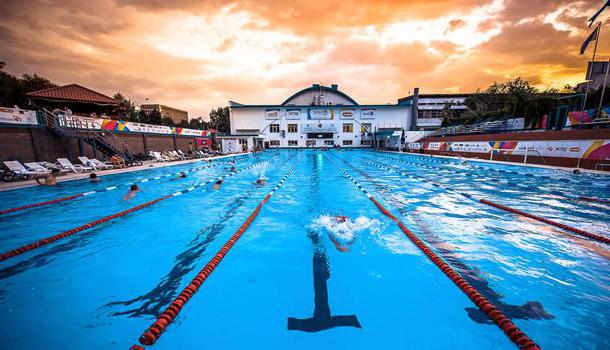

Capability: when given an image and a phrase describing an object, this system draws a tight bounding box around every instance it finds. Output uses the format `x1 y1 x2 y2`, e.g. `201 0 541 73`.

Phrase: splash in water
310 214 381 242
250 161 269 180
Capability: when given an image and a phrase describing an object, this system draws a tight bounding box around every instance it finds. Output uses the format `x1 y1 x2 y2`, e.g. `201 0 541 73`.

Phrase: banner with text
0 107 38 125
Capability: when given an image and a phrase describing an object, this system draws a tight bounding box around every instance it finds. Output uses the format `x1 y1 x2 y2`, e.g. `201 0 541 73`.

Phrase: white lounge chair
150 151 169 162
57 158 92 173
78 156 96 169
24 162 53 174
169 151 186 160
4 161 49 179
89 158 114 170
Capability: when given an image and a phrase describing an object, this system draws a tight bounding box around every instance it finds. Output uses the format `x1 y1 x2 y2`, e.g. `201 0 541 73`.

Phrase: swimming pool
0 149 608 349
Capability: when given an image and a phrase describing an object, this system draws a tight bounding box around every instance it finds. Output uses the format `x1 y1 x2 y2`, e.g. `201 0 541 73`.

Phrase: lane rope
0 161 231 216
130 161 299 349
360 157 610 246
375 153 606 205
332 157 540 350
0 162 261 262
578 196 610 205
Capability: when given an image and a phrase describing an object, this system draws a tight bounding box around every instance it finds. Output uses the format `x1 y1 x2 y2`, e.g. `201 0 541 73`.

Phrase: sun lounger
24 162 54 174
4 160 49 179
57 158 92 173
89 158 114 170
150 152 170 162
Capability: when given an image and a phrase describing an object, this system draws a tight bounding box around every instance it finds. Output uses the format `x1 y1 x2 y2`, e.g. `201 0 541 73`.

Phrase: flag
589 0 610 27
580 24 601 55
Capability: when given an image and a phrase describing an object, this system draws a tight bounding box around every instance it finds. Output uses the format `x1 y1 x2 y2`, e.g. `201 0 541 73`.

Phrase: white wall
230 106 412 148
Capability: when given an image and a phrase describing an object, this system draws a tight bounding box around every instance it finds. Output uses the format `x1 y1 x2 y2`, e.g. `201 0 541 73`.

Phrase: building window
269 140 280 146
288 140 298 146
287 124 298 133
342 140 353 146
238 139 247 145
269 124 280 133
342 123 353 133
361 123 372 135
324 140 334 146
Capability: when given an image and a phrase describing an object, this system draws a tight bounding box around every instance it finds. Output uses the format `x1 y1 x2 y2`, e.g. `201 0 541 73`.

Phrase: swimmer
122 184 141 201
90 173 100 183
35 168 60 186
230 166 237 173
573 169 581 175
255 178 266 186
212 179 223 190
178 172 187 178
327 215 356 252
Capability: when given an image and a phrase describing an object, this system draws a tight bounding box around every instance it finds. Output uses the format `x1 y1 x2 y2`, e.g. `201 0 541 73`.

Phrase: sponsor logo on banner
63 115 211 136
265 109 281 120
286 109 301 120
361 108 375 119
307 108 333 120
340 108 355 119
0 107 38 125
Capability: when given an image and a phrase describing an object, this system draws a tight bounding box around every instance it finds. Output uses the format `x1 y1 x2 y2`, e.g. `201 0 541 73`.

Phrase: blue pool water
0 149 608 349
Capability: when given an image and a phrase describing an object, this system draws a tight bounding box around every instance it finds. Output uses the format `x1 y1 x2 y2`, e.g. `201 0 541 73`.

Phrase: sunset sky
1 0 608 118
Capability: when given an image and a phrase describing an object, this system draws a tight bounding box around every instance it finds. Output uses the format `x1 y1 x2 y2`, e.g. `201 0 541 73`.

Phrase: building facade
577 61 609 93
140 104 188 124
227 84 413 149
398 91 468 131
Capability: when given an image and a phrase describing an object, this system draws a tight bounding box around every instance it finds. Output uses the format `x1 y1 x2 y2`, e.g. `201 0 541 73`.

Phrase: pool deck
0 153 247 192
381 150 610 176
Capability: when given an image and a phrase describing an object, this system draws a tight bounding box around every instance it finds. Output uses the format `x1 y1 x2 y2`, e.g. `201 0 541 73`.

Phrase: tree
208 106 230 133
162 117 175 127
113 93 137 121
189 117 207 130
0 70 56 108
148 109 162 126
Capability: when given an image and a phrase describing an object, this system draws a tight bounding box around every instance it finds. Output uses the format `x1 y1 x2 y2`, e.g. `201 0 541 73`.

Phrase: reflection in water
287 231 362 332
347 155 553 324
105 190 252 317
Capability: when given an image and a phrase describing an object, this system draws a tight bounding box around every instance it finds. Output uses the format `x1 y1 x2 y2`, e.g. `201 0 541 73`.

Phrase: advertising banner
286 109 301 120
360 108 375 119
340 108 355 119
61 115 212 136
307 108 333 120
419 139 610 160
265 109 281 120
0 107 38 125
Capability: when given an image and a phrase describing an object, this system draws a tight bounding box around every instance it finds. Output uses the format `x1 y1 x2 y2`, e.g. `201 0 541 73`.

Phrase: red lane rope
368 196 540 349
131 162 298 349
578 196 610 205
0 193 85 215
0 195 172 262
479 199 610 245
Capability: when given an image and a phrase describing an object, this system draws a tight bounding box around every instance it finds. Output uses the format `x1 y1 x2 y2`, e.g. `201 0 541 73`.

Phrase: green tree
208 106 230 133
0 69 56 108
148 109 162 125
162 117 175 127
113 93 137 121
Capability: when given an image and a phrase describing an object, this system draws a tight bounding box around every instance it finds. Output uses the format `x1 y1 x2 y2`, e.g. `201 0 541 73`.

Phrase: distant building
398 90 469 130
577 61 609 92
228 84 413 149
140 104 188 124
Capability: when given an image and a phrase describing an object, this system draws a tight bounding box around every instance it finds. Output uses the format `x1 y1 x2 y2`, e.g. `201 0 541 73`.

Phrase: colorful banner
566 107 610 127
0 107 38 125
265 109 281 120
419 140 610 160
307 108 333 120
360 108 375 119
286 109 301 120
340 108 355 119
60 115 212 136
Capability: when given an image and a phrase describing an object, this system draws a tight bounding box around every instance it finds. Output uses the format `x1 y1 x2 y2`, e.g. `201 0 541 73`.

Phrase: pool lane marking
390 151 594 186
360 157 610 246
0 158 247 216
131 161 300 349
331 161 540 350
0 162 262 262
374 153 608 205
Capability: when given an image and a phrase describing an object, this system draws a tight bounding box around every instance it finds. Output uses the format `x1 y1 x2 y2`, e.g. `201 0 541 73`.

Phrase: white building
225 84 413 150
399 90 469 130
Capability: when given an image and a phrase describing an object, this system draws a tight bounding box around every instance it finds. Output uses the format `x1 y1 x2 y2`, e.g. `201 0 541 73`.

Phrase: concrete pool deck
0 153 249 192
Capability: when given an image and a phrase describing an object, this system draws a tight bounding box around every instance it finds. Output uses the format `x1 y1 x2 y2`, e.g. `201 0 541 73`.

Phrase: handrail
523 147 546 165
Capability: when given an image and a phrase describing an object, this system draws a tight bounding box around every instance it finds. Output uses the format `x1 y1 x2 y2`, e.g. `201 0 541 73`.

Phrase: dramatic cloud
0 0 606 117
